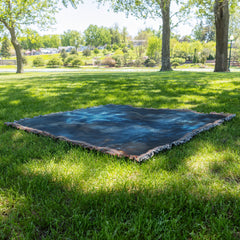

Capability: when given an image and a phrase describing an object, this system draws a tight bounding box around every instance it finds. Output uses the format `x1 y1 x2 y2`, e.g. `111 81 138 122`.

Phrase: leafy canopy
0 0 61 31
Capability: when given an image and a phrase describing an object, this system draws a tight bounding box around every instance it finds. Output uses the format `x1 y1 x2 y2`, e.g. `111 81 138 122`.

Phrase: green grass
0 71 239 239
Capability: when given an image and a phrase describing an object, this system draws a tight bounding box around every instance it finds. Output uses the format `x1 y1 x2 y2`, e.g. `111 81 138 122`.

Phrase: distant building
58 46 75 53
39 48 58 54
78 45 89 52
132 40 147 47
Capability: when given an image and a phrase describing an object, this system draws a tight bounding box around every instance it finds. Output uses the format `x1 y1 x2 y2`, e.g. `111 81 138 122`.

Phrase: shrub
112 55 123 67
144 58 156 67
112 44 119 51
64 56 75 66
171 62 180 68
82 49 91 57
22 56 28 65
122 47 128 53
47 57 63 68
133 58 143 67
70 48 78 55
129 43 134 50
106 45 112 51
170 58 185 65
114 49 124 55
71 57 83 67
94 58 101 66
123 53 130 67
102 57 116 67
60 49 68 60
103 49 108 55
200 56 207 64
33 56 45 67
94 48 99 54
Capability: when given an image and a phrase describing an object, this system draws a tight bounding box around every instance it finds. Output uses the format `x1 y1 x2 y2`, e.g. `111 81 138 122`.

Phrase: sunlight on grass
0 71 239 239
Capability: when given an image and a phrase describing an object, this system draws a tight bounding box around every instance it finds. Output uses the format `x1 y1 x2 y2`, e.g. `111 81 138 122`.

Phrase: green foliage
0 1 60 32
33 56 45 67
0 0 76 73
114 49 124 55
47 57 63 68
84 25 111 47
103 49 108 55
112 55 124 67
193 21 215 42
135 28 154 42
60 49 68 60
22 56 28 65
106 44 112 51
229 5 240 41
0 37 11 59
93 48 100 54
112 43 119 51
71 57 83 67
70 48 78 55
64 55 83 67
64 55 76 66
171 58 186 65
123 53 131 66
171 62 180 68
82 49 91 57
19 29 42 51
171 39 216 62
40 34 61 48
144 58 156 67
146 36 161 63
94 58 101 66
122 47 128 53
61 30 83 49
109 24 121 45
133 58 144 67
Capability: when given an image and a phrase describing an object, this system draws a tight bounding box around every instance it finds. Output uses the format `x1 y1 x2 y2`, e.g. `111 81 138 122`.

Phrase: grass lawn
0 71 239 239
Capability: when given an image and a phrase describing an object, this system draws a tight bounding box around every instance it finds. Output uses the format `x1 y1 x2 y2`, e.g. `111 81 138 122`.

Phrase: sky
40 1 195 37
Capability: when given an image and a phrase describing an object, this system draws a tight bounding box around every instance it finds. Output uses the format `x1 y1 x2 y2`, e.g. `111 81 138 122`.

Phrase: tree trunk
160 0 172 71
214 0 229 72
9 27 24 73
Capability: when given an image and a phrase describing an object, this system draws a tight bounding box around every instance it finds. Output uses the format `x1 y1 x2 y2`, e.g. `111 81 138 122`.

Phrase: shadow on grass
0 71 240 239
1 71 239 171
0 131 240 239
1 71 238 118
1 141 240 239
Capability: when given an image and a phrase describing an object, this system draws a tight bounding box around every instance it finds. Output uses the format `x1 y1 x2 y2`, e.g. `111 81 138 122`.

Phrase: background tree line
0 0 239 73
1 25 240 69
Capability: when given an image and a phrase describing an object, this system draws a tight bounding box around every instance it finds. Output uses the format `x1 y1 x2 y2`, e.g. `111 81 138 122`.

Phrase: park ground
0 71 240 239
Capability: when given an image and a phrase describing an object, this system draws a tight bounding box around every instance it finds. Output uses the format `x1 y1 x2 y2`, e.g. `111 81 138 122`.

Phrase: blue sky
41 1 194 37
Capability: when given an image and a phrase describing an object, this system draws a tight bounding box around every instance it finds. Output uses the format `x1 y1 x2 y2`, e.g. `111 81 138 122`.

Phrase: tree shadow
1 144 239 239
1 71 240 239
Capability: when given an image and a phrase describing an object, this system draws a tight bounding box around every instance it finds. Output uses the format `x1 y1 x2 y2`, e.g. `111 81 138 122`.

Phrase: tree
0 0 82 73
134 28 154 44
214 0 229 71
1 36 11 59
61 30 83 49
20 29 42 51
109 24 121 45
146 36 162 63
40 34 61 48
121 27 129 44
159 0 172 71
188 0 239 72
193 21 215 42
84 25 111 47
96 0 177 71
229 5 240 40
